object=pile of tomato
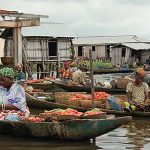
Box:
[69,92,110,101]
[27,79,43,83]
[25,116,44,122]
[44,108,83,117]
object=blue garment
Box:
[17,71,26,80]
[5,114,20,121]
[108,96,122,111]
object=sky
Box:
[1,0,150,39]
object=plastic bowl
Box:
[37,96,46,101]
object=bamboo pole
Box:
[89,49,95,109]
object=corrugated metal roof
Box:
[73,35,150,45]
[121,43,150,50]
[22,22,74,38]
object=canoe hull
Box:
[27,82,53,91]
[0,117,132,140]
[53,81,125,94]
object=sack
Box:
[108,96,122,111]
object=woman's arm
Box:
[1,104,19,110]
[126,92,135,105]
[144,91,149,103]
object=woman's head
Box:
[0,67,15,88]
[15,64,22,72]
[64,61,70,69]
[135,68,146,84]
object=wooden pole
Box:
[13,27,22,67]
[89,49,95,109]
[89,49,96,143]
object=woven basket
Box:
[39,113,51,119]
[117,78,131,89]
[68,100,81,107]
[80,100,105,108]
[82,112,106,119]
[57,115,80,121]
[55,92,86,104]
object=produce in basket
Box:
[42,108,83,121]
[82,108,106,119]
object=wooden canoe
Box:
[0,116,132,140]
[93,69,134,74]
[84,68,134,74]
[53,81,126,94]
[27,82,53,91]
[26,93,150,117]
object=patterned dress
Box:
[126,82,149,103]
[0,82,29,117]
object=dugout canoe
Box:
[93,69,134,74]
[84,68,134,74]
[26,93,150,117]
[53,81,126,94]
[27,82,53,91]
[0,116,132,140]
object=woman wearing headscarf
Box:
[59,61,73,83]
[0,67,29,121]
[125,68,149,111]
[15,64,26,81]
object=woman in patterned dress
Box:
[0,67,29,120]
[126,68,149,106]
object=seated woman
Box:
[0,67,29,121]
[72,66,86,86]
[125,68,149,111]
[59,61,73,83]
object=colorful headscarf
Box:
[136,67,146,78]
[0,67,16,79]
[64,61,70,67]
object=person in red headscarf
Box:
[59,61,73,83]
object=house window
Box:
[122,47,126,57]
[131,50,135,57]
[78,46,83,56]
[92,46,95,51]
[48,40,57,56]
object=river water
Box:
[0,118,149,150]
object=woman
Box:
[72,66,86,86]
[15,64,26,81]
[0,67,29,121]
[59,61,73,83]
[125,68,149,110]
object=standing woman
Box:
[15,64,26,81]
[0,67,29,120]
[126,68,149,108]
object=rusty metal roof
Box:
[73,35,150,45]
[22,22,74,38]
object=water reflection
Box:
[0,135,99,150]
[97,119,150,150]
[125,119,150,150]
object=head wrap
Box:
[0,67,16,79]
[15,64,21,70]
[135,67,146,78]
[64,61,70,67]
